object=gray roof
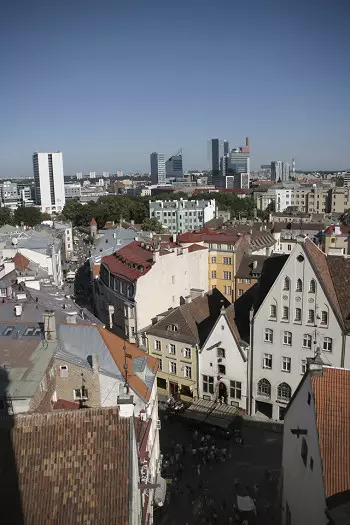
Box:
[150,199,214,211]
[0,269,17,289]
[3,229,61,252]
[90,227,141,264]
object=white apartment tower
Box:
[150,152,166,185]
[33,152,65,214]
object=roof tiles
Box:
[312,368,350,499]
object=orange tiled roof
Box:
[97,327,158,402]
[12,252,30,271]
[312,368,350,499]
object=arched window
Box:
[309,279,316,293]
[283,277,290,291]
[257,378,271,398]
[296,279,303,292]
[277,382,292,401]
[217,348,225,358]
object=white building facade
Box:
[33,151,65,214]
[250,239,346,421]
[199,306,248,410]
[149,199,216,234]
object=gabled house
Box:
[250,236,350,420]
[142,288,229,400]
[199,303,248,410]
[282,365,350,525]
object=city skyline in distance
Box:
[0,0,349,177]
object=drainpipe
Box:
[340,331,346,368]
[248,307,254,416]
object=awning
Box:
[154,475,167,507]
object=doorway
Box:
[255,400,273,419]
[218,382,228,404]
[169,381,179,398]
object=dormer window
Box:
[167,324,178,332]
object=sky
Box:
[0,0,349,177]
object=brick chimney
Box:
[43,310,56,341]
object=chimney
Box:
[91,354,99,374]
[14,304,23,317]
[184,295,192,304]
[43,310,56,341]
[117,383,135,418]
[66,312,77,324]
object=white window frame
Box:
[301,359,307,375]
[263,353,272,369]
[282,306,289,321]
[320,311,328,325]
[223,271,231,280]
[168,343,176,355]
[59,365,68,378]
[323,337,333,352]
[302,334,312,349]
[295,308,302,322]
[283,331,292,346]
[270,304,277,319]
[264,328,273,343]
[169,361,177,375]
[281,357,291,373]
[73,387,88,401]
[184,365,192,379]
[183,347,191,359]
[155,340,161,351]
[211,270,217,279]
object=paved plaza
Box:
[154,411,282,525]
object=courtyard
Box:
[154,411,282,525]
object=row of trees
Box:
[0,207,50,227]
[62,192,257,229]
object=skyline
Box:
[0,0,349,177]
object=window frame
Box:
[302,334,312,349]
[230,380,242,400]
[203,374,214,394]
[282,306,289,321]
[257,378,271,398]
[263,353,272,369]
[283,331,292,346]
[281,357,291,373]
[168,343,176,355]
[184,365,192,379]
[183,347,191,359]
[264,328,273,343]
[323,337,333,352]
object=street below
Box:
[155,411,282,525]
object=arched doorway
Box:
[218,382,228,404]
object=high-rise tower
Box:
[33,151,65,214]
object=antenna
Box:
[123,340,130,393]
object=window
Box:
[301,438,308,466]
[263,353,272,369]
[283,277,290,290]
[211,271,217,279]
[245,278,251,284]
[184,365,192,379]
[218,364,226,375]
[203,375,214,394]
[307,310,315,324]
[264,328,273,343]
[309,279,316,293]
[51,390,57,403]
[217,348,225,358]
[3,326,14,336]
[230,381,242,399]
[303,334,312,349]
[223,257,232,265]
[323,337,333,352]
[211,256,216,264]
[154,340,161,351]
[183,347,191,358]
[301,359,307,374]
[295,308,302,322]
[257,378,271,398]
[24,327,35,336]
[281,357,291,372]
[224,285,232,295]
[277,382,292,401]
[269,305,277,319]
[169,344,176,355]
[238,278,243,283]
[296,279,303,292]
[223,271,232,280]
[169,361,177,374]
[238,289,243,297]
[283,331,292,345]
[59,365,68,378]
[167,324,178,332]
[321,311,328,325]
[157,358,162,371]
[131,327,135,336]
[282,306,289,321]
[73,387,88,400]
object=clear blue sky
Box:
[0,0,349,176]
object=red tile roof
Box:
[102,240,155,281]
[0,408,131,524]
[324,224,350,235]
[53,399,80,410]
[12,252,30,271]
[312,368,350,499]
[178,230,240,244]
[97,327,158,402]
[187,243,207,253]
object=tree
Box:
[141,218,164,233]
[13,207,43,227]
[0,208,13,227]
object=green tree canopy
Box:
[0,208,14,227]
[141,217,164,233]
[13,207,43,227]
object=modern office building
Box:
[89,171,96,179]
[64,183,82,200]
[150,152,166,185]
[33,152,65,214]
[166,152,183,178]
[0,181,19,209]
[19,186,34,207]
[76,172,83,180]
[149,198,216,233]
[223,140,229,155]
[220,154,231,178]
[229,137,251,175]
[102,171,110,178]
[271,161,290,182]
